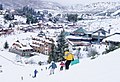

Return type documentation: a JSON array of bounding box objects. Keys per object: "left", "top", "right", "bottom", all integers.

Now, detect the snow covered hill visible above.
[
  {"left": 67, "top": 2, "right": 120, "bottom": 16},
  {"left": 0, "top": 0, "right": 66, "bottom": 10},
  {"left": 69, "top": 2, "right": 120, "bottom": 11},
  {"left": 0, "top": 45, "right": 120, "bottom": 82}
]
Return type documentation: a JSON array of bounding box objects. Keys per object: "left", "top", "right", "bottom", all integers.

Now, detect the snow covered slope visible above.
[
  {"left": 0, "top": 46, "right": 120, "bottom": 82},
  {"left": 0, "top": 0, "right": 66, "bottom": 10}
]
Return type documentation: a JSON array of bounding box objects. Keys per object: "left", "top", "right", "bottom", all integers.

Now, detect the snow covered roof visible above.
[
  {"left": 32, "top": 40, "right": 44, "bottom": 45},
  {"left": 92, "top": 32, "right": 106, "bottom": 36},
  {"left": 66, "top": 35, "right": 91, "bottom": 40},
  {"left": 73, "top": 27, "right": 87, "bottom": 34},
  {"left": 111, "top": 10, "right": 120, "bottom": 16},
  {"left": 18, "top": 46, "right": 33, "bottom": 50},
  {"left": 102, "top": 33, "right": 120, "bottom": 42},
  {"left": 68, "top": 40, "right": 90, "bottom": 46},
  {"left": 12, "top": 41, "right": 33, "bottom": 50}
]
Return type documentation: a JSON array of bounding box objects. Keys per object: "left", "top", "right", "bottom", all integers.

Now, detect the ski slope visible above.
[{"left": 0, "top": 47, "right": 120, "bottom": 82}]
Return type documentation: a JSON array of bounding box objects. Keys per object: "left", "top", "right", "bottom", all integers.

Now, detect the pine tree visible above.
[
  {"left": 56, "top": 30, "right": 68, "bottom": 62},
  {"left": 4, "top": 41, "right": 9, "bottom": 49},
  {"left": 67, "top": 14, "right": 78, "bottom": 22},
  {"left": 0, "top": 4, "right": 3, "bottom": 10},
  {"left": 48, "top": 40, "right": 56, "bottom": 63}
]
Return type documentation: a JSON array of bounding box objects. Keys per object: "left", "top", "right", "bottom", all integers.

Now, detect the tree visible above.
[
  {"left": 56, "top": 30, "right": 68, "bottom": 62},
  {"left": 0, "top": 4, "right": 3, "bottom": 10},
  {"left": 67, "top": 14, "right": 78, "bottom": 22},
  {"left": 48, "top": 13, "right": 52, "bottom": 17},
  {"left": 102, "top": 44, "right": 118, "bottom": 54},
  {"left": 87, "top": 48, "right": 99, "bottom": 59},
  {"left": 4, "top": 13, "right": 14, "bottom": 20},
  {"left": 4, "top": 41, "right": 9, "bottom": 49},
  {"left": 48, "top": 40, "right": 57, "bottom": 63},
  {"left": 26, "top": 15, "right": 38, "bottom": 24}
]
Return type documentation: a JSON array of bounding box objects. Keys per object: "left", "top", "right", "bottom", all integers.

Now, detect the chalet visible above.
[
  {"left": 66, "top": 35, "right": 91, "bottom": 51},
  {"left": 30, "top": 31, "right": 53, "bottom": 55},
  {"left": 92, "top": 28, "right": 108, "bottom": 43},
  {"left": 70, "top": 27, "right": 92, "bottom": 42},
  {"left": 102, "top": 33, "right": 120, "bottom": 46},
  {"left": 49, "top": 24, "right": 63, "bottom": 29},
  {"left": 9, "top": 40, "right": 33, "bottom": 57},
  {"left": 0, "top": 28, "right": 14, "bottom": 36}
]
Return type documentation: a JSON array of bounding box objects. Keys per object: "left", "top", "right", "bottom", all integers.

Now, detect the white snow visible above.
[
  {"left": 1, "top": 3, "right": 120, "bottom": 82},
  {"left": 0, "top": 46, "right": 120, "bottom": 82},
  {"left": 0, "top": 29, "right": 120, "bottom": 82},
  {"left": 102, "top": 34, "right": 120, "bottom": 42}
]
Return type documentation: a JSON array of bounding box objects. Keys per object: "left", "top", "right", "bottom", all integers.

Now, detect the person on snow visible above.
[
  {"left": 64, "top": 50, "right": 74, "bottom": 70},
  {"left": 32, "top": 69, "right": 38, "bottom": 78},
  {"left": 48, "top": 61, "right": 57, "bottom": 75},
  {"left": 59, "top": 61, "right": 65, "bottom": 71}
]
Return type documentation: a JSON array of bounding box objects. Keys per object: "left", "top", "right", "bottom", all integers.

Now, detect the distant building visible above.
[
  {"left": 102, "top": 33, "right": 120, "bottom": 46},
  {"left": 92, "top": 28, "right": 108, "bottom": 43},
  {"left": 66, "top": 35, "right": 91, "bottom": 51},
  {"left": 9, "top": 40, "right": 33, "bottom": 57},
  {"left": 30, "top": 31, "right": 53, "bottom": 55}
]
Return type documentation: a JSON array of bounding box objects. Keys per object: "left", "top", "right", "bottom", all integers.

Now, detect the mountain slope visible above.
[
  {"left": 68, "top": 2, "right": 120, "bottom": 15},
  {"left": 0, "top": 0, "right": 66, "bottom": 10},
  {"left": 0, "top": 47, "right": 120, "bottom": 82}
]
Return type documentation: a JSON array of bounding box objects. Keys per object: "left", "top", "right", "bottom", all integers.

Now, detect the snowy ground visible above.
[
  {"left": 0, "top": 32, "right": 119, "bottom": 82},
  {"left": 0, "top": 13, "right": 120, "bottom": 82},
  {"left": 0, "top": 46, "right": 120, "bottom": 82}
]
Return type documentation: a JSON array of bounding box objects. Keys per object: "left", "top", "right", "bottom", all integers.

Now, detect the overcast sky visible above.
[{"left": 45, "top": 0, "right": 120, "bottom": 6}]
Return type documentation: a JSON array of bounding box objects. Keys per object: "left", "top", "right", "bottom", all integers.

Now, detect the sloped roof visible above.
[
  {"left": 63, "top": 31, "right": 70, "bottom": 36},
  {"left": 93, "top": 28, "right": 108, "bottom": 36},
  {"left": 102, "top": 33, "right": 120, "bottom": 42},
  {"left": 37, "top": 31, "right": 46, "bottom": 37},
  {"left": 73, "top": 27, "right": 87, "bottom": 34}
]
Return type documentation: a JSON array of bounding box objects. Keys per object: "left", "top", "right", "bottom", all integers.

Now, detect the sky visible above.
[{"left": 45, "top": 0, "right": 120, "bottom": 6}]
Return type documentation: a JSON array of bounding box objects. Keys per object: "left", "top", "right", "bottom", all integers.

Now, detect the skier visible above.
[
  {"left": 64, "top": 50, "right": 74, "bottom": 70},
  {"left": 32, "top": 69, "right": 38, "bottom": 78},
  {"left": 48, "top": 61, "right": 57, "bottom": 75},
  {"left": 59, "top": 61, "right": 65, "bottom": 71}
]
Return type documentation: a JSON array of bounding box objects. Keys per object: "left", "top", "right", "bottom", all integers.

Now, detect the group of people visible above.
[
  {"left": 33, "top": 49, "right": 74, "bottom": 77},
  {"left": 48, "top": 49, "right": 74, "bottom": 75}
]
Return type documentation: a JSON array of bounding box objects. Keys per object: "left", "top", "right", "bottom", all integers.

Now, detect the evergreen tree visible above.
[
  {"left": 48, "top": 40, "right": 57, "bottom": 63},
  {"left": 0, "top": 4, "right": 3, "bottom": 10},
  {"left": 4, "top": 41, "right": 9, "bottom": 49},
  {"left": 9, "top": 24, "right": 12, "bottom": 28},
  {"left": 4, "top": 13, "right": 14, "bottom": 20},
  {"left": 56, "top": 30, "right": 68, "bottom": 62},
  {"left": 26, "top": 15, "right": 38, "bottom": 24},
  {"left": 67, "top": 14, "right": 78, "bottom": 22}
]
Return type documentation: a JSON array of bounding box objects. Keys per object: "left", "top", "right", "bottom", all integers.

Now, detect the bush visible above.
[
  {"left": 102, "top": 44, "right": 118, "bottom": 54},
  {"left": 87, "top": 48, "right": 99, "bottom": 59},
  {"left": 38, "top": 61, "right": 42, "bottom": 66}
]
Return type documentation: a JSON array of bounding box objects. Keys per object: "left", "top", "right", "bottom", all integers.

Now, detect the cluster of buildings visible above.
[
  {"left": 0, "top": 9, "right": 120, "bottom": 58},
  {"left": 8, "top": 22, "right": 120, "bottom": 57}
]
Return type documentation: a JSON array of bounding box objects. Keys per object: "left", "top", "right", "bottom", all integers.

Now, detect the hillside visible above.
[
  {"left": 68, "top": 2, "right": 120, "bottom": 15},
  {"left": 0, "top": 0, "right": 66, "bottom": 10},
  {"left": 0, "top": 45, "right": 120, "bottom": 82}
]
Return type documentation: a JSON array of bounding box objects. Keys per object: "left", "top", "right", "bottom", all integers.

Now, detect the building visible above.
[
  {"left": 9, "top": 40, "right": 33, "bottom": 57},
  {"left": 92, "top": 28, "right": 108, "bottom": 43},
  {"left": 102, "top": 33, "right": 120, "bottom": 46},
  {"left": 30, "top": 31, "right": 53, "bottom": 55}
]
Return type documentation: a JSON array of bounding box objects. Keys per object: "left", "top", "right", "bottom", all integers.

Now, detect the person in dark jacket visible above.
[
  {"left": 48, "top": 61, "right": 57, "bottom": 75},
  {"left": 32, "top": 69, "right": 38, "bottom": 78}
]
